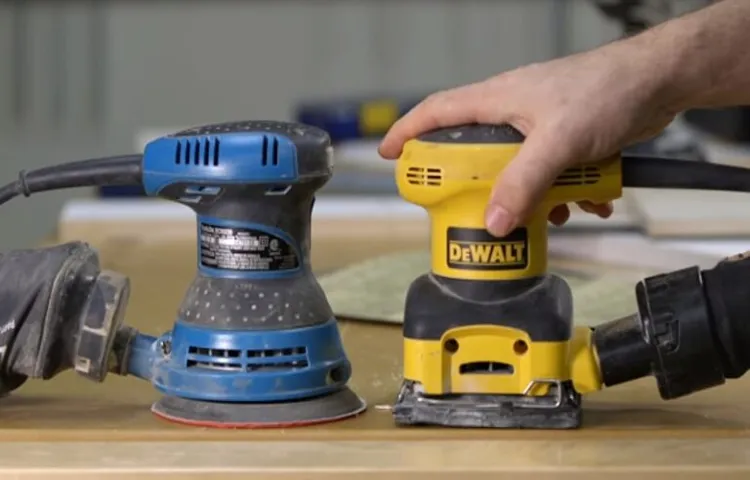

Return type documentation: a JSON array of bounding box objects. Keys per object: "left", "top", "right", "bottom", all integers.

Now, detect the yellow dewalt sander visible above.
[{"left": 391, "top": 123, "right": 750, "bottom": 429}]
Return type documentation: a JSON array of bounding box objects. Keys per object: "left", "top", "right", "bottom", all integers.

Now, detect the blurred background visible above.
[{"left": 2, "top": 0, "right": 749, "bottom": 250}]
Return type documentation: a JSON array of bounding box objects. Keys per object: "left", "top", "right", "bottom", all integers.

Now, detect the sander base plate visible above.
[
  {"left": 151, "top": 387, "right": 367, "bottom": 429},
  {"left": 392, "top": 380, "right": 582, "bottom": 429}
]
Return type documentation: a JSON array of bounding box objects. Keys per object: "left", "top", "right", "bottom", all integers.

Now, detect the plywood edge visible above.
[
  {"left": 628, "top": 189, "right": 750, "bottom": 238},
  {"left": 642, "top": 220, "right": 750, "bottom": 238}
]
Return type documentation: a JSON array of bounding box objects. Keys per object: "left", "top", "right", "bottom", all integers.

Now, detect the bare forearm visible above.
[{"left": 619, "top": 0, "right": 750, "bottom": 111}]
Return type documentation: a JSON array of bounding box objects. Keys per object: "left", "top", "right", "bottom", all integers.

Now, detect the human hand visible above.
[{"left": 379, "top": 43, "right": 678, "bottom": 237}]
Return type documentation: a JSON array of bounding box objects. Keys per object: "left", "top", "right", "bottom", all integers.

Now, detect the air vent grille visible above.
[
  {"left": 261, "top": 135, "right": 279, "bottom": 167},
  {"left": 175, "top": 137, "right": 221, "bottom": 166},
  {"left": 553, "top": 166, "right": 601, "bottom": 186},
  {"left": 186, "top": 345, "right": 309, "bottom": 372},
  {"left": 406, "top": 166, "right": 443, "bottom": 186}
]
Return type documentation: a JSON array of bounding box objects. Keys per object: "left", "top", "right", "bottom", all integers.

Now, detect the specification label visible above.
[{"left": 199, "top": 223, "right": 299, "bottom": 271}]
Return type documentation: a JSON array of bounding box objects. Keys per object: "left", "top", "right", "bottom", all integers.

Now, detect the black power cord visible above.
[
  {"left": 621, "top": 154, "right": 750, "bottom": 192},
  {"left": 0, "top": 155, "right": 143, "bottom": 207}
]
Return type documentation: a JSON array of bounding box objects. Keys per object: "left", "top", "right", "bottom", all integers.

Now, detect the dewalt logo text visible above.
[
  {"left": 445, "top": 227, "right": 529, "bottom": 271},
  {"left": 448, "top": 241, "right": 526, "bottom": 266}
]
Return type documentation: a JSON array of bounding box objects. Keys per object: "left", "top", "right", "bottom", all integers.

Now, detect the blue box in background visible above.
[{"left": 295, "top": 94, "right": 424, "bottom": 144}]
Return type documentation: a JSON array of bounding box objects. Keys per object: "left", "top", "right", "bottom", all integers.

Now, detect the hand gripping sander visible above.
[
  {"left": 392, "top": 123, "right": 750, "bottom": 429},
  {"left": 0, "top": 120, "right": 366, "bottom": 428}
]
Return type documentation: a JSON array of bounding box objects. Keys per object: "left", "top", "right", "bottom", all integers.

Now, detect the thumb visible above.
[{"left": 485, "top": 129, "right": 574, "bottom": 236}]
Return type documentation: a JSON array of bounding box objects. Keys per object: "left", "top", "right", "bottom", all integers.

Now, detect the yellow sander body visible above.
[{"left": 392, "top": 124, "right": 619, "bottom": 428}]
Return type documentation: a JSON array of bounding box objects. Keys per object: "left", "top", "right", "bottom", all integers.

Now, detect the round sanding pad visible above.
[{"left": 151, "top": 387, "right": 367, "bottom": 429}]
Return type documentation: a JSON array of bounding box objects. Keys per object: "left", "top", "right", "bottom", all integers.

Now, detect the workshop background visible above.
[{"left": 0, "top": 0, "right": 723, "bottom": 250}]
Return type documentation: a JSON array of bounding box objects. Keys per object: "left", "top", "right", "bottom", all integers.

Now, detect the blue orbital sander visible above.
[{"left": 0, "top": 120, "right": 366, "bottom": 428}]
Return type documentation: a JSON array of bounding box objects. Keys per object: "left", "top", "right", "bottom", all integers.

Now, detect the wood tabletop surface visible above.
[{"left": 1, "top": 216, "right": 749, "bottom": 478}]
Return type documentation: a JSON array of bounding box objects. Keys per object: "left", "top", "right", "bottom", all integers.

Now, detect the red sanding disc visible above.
[{"left": 150, "top": 387, "right": 367, "bottom": 429}]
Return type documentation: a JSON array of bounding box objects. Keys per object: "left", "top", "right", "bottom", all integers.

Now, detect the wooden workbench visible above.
[{"left": 2, "top": 216, "right": 750, "bottom": 479}]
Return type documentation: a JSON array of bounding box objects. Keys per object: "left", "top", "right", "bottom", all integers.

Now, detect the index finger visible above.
[{"left": 378, "top": 83, "right": 488, "bottom": 159}]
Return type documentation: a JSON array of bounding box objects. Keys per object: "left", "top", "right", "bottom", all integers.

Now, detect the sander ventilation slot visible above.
[
  {"left": 174, "top": 138, "right": 221, "bottom": 167},
  {"left": 459, "top": 362, "right": 514, "bottom": 375},
  {"left": 554, "top": 166, "right": 602, "bottom": 186},
  {"left": 261, "top": 135, "right": 280, "bottom": 167},
  {"left": 186, "top": 345, "right": 310, "bottom": 372},
  {"left": 406, "top": 166, "right": 443, "bottom": 187}
]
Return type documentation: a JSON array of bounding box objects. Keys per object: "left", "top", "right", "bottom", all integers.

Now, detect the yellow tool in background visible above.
[{"left": 390, "top": 123, "right": 750, "bottom": 429}]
